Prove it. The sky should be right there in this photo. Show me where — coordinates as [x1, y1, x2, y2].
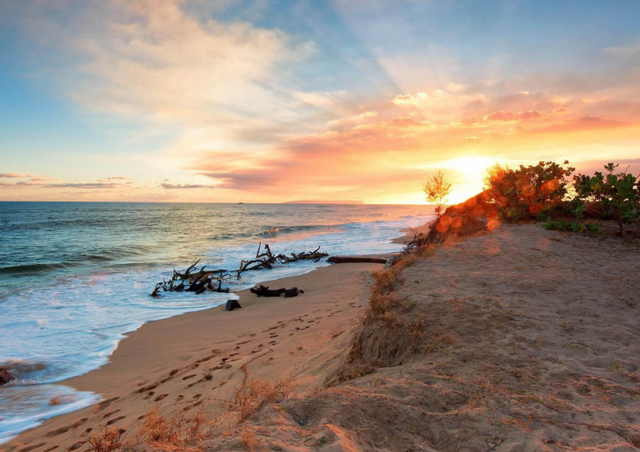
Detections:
[1, 0, 639, 204]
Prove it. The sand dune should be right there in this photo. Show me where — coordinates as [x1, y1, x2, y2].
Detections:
[205, 224, 640, 451]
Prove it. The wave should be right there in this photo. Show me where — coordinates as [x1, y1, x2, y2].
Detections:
[258, 224, 340, 237]
[0, 262, 83, 276]
[0, 245, 160, 276]
[0, 359, 49, 379]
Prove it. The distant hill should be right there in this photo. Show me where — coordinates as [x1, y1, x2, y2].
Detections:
[284, 200, 365, 205]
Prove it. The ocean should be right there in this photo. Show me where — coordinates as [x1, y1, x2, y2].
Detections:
[0, 202, 433, 442]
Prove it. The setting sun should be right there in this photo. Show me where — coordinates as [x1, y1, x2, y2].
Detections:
[420, 156, 497, 205]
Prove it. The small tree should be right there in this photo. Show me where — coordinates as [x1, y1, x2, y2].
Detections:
[424, 171, 452, 216]
[573, 163, 639, 238]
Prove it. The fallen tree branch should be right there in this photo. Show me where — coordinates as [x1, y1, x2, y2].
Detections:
[152, 243, 328, 297]
[326, 256, 388, 264]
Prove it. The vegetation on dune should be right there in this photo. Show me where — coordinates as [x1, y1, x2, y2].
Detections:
[423, 170, 452, 217]
[484, 160, 575, 221]
[484, 160, 639, 238]
[86, 372, 295, 452]
[572, 163, 640, 238]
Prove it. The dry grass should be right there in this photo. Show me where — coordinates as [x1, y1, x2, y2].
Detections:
[234, 430, 261, 451]
[118, 406, 221, 450]
[87, 426, 128, 452]
[231, 376, 295, 422]
[365, 252, 425, 325]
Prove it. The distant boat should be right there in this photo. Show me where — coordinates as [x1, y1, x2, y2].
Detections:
[237, 202, 244, 204]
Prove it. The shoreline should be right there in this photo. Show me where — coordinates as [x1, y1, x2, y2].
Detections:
[4, 252, 392, 451]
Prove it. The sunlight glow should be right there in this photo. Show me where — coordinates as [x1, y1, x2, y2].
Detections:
[423, 156, 497, 205]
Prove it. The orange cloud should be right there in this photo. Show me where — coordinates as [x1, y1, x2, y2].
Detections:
[484, 110, 543, 122]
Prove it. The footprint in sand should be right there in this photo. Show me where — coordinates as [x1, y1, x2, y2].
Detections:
[137, 382, 159, 393]
[102, 409, 121, 419]
[45, 418, 88, 437]
[17, 442, 46, 452]
[93, 397, 119, 414]
[67, 441, 86, 451]
[154, 394, 169, 401]
[106, 415, 126, 426]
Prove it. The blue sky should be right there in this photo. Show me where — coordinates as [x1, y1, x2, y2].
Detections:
[1, 0, 639, 203]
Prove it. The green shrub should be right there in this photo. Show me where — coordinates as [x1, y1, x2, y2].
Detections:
[572, 163, 639, 238]
[484, 161, 575, 221]
[541, 219, 599, 234]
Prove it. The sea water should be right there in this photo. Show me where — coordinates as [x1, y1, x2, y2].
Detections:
[0, 202, 433, 442]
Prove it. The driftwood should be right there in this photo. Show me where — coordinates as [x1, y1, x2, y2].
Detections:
[284, 287, 303, 298]
[152, 243, 327, 297]
[151, 258, 233, 297]
[250, 285, 285, 297]
[327, 256, 388, 264]
[238, 244, 328, 273]
[250, 285, 304, 298]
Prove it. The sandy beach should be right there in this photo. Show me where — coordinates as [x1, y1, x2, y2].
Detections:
[3, 260, 384, 452]
[5, 222, 640, 452]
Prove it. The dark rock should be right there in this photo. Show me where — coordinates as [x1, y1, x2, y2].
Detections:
[0, 368, 15, 385]
[225, 299, 242, 311]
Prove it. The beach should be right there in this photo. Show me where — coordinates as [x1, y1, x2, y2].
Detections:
[5, 221, 640, 451]
[2, 259, 387, 452]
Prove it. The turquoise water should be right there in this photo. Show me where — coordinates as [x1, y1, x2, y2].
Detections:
[0, 202, 433, 442]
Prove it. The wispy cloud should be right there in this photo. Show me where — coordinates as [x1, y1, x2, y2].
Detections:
[0, 173, 34, 178]
[160, 183, 215, 190]
[46, 182, 119, 189]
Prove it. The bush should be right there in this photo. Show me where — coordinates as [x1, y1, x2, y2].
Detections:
[87, 427, 128, 452]
[541, 219, 599, 234]
[232, 376, 294, 421]
[484, 161, 574, 221]
[572, 163, 639, 237]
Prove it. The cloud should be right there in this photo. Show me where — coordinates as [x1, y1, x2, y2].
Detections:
[198, 171, 279, 190]
[327, 111, 378, 129]
[603, 41, 640, 59]
[46, 182, 119, 189]
[484, 110, 543, 122]
[391, 90, 489, 123]
[531, 116, 628, 134]
[389, 116, 433, 128]
[13, 0, 316, 148]
[0, 173, 33, 178]
[160, 183, 215, 190]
